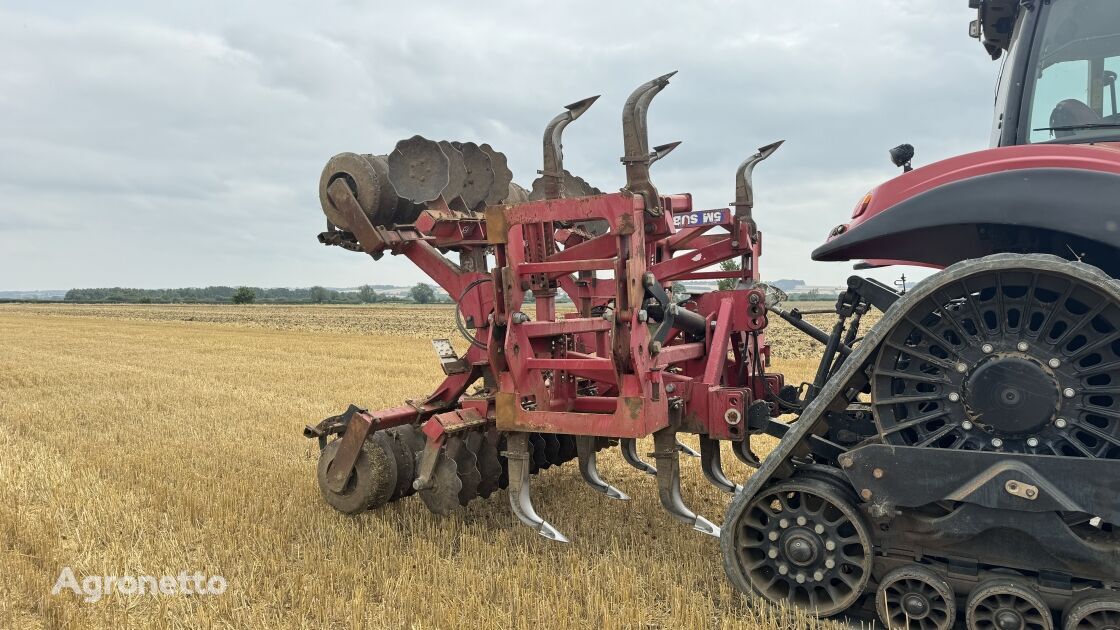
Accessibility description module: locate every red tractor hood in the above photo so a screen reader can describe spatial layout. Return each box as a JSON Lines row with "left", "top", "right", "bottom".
{"left": 814, "top": 143, "right": 1120, "bottom": 269}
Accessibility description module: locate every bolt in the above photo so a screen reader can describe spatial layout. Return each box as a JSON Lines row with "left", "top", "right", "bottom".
{"left": 779, "top": 519, "right": 790, "bottom": 529}
{"left": 778, "top": 564, "right": 789, "bottom": 576}
{"left": 949, "top": 392, "right": 961, "bottom": 402}
{"left": 1049, "top": 358, "right": 1061, "bottom": 369}
{"left": 1027, "top": 437, "right": 1040, "bottom": 448}
{"left": 749, "top": 293, "right": 761, "bottom": 305}
{"left": 839, "top": 455, "right": 853, "bottom": 469}
{"left": 962, "top": 420, "right": 974, "bottom": 430}
{"left": 860, "top": 488, "right": 873, "bottom": 500}
{"left": 795, "top": 516, "right": 806, "bottom": 526}
{"left": 768, "top": 531, "right": 780, "bottom": 541}
{"left": 768, "top": 549, "right": 778, "bottom": 559}
{"left": 872, "top": 468, "right": 884, "bottom": 479}
{"left": 825, "top": 541, "right": 836, "bottom": 552}
{"left": 795, "top": 573, "right": 806, "bottom": 584}
{"left": 982, "top": 343, "right": 995, "bottom": 353}
{"left": 1007, "top": 481, "right": 1019, "bottom": 492}
{"left": 956, "top": 362, "right": 968, "bottom": 373}
{"left": 1025, "top": 488, "right": 1037, "bottom": 499}
{"left": 637, "top": 310, "right": 648, "bottom": 323}
{"left": 991, "top": 437, "right": 1004, "bottom": 448}
{"left": 665, "top": 383, "right": 676, "bottom": 394}
{"left": 814, "top": 524, "right": 825, "bottom": 535}
{"left": 814, "top": 571, "right": 825, "bottom": 581}
{"left": 649, "top": 341, "right": 662, "bottom": 355}
{"left": 1064, "top": 387, "right": 1076, "bottom": 399}
{"left": 825, "top": 557, "right": 837, "bottom": 568}
{"left": 1056, "top": 418, "right": 1069, "bottom": 429}
{"left": 511, "top": 311, "right": 529, "bottom": 324}
{"left": 1017, "top": 341, "right": 1030, "bottom": 352}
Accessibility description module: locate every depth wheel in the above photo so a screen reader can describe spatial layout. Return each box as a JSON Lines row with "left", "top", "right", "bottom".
{"left": 1064, "top": 593, "right": 1120, "bottom": 630}
{"left": 876, "top": 564, "right": 956, "bottom": 630}
{"left": 316, "top": 436, "right": 395, "bottom": 514}
{"left": 724, "top": 477, "right": 873, "bottom": 616}
{"left": 966, "top": 578, "right": 1053, "bottom": 630}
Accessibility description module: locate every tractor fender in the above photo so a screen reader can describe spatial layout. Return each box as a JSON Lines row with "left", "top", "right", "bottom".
{"left": 813, "top": 144, "right": 1120, "bottom": 274}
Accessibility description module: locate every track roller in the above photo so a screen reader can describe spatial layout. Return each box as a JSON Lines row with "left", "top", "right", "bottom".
{"left": 965, "top": 578, "right": 1053, "bottom": 630}
{"left": 1064, "top": 592, "right": 1120, "bottom": 630}
{"left": 721, "top": 476, "right": 872, "bottom": 616}
{"left": 876, "top": 564, "right": 956, "bottom": 630}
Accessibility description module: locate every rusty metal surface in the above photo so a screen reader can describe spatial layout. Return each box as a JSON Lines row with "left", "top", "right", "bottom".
{"left": 388, "top": 135, "right": 449, "bottom": 204}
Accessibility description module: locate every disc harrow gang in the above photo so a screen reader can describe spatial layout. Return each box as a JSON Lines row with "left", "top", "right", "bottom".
{"left": 303, "top": 67, "right": 1120, "bottom": 629}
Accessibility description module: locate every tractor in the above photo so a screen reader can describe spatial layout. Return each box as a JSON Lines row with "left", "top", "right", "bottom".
{"left": 304, "top": 1, "right": 1120, "bottom": 628}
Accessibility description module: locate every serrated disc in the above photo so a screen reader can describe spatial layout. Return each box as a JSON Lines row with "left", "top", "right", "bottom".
{"left": 394, "top": 423, "right": 427, "bottom": 454}
{"left": 467, "top": 432, "right": 502, "bottom": 499}
{"left": 529, "top": 433, "right": 549, "bottom": 471}
{"left": 479, "top": 144, "right": 513, "bottom": 205}
{"left": 417, "top": 450, "right": 462, "bottom": 516}
{"left": 506, "top": 182, "right": 530, "bottom": 204}
{"left": 384, "top": 427, "right": 417, "bottom": 499}
{"left": 556, "top": 435, "right": 578, "bottom": 464}
{"left": 454, "top": 141, "right": 494, "bottom": 211}
{"left": 437, "top": 141, "right": 467, "bottom": 203}
{"left": 447, "top": 436, "right": 480, "bottom": 506}
{"left": 387, "top": 135, "right": 449, "bottom": 204}
{"left": 543, "top": 434, "right": 562, "bottom": 466}
{"left": 496, "top": 433, "right": 510, "bottom": 489}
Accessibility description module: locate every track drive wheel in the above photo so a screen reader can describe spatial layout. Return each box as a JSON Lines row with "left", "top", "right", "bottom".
{"left": 722, "top": 477, "right": 873, "bottom": 616}
{"left": 876, "top": 564, "right": 957, "bottom": 630}
{"left": 316, "top": 436, "right": 395, "bottom": 514}
{"left": 1064, "top": 593, "right": 1120, "bottom": 630}
{"left": 966, "top": 578, "right": 1053, "bottom": 630}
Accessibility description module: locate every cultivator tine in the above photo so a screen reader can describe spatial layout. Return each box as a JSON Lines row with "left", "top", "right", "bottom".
{"left": 732, "top": 140, "right": 785, "bottom": 236}
{"left": 539, "top": 95, "right": 600, "bottom": 200}
{"left": 648, "top": 141, "right": 681, "bottom": 165}
{"left": 652, "top": 429, "right": 720, "bottom": 537}
{"left": 675, "top": 438, "right": 701, "bottom": 458}
{"left": 576, "top": 436, "right": 629, "bottom": 501}
{"left": 621, "top": 71, "right": 676, "bottom": 213}
{"left": 620, "top": 438, "right": 657, "bottom": 475}
{"left": 731, "top": 438, "right": 761, "bottom": 469}
{"left": 699, "top": 437, "right": 741, "bottom": 494}
{"left": 505, "top": 432, "right": 569, "bottom": 543}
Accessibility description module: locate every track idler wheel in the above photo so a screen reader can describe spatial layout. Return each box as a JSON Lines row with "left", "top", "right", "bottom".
{"left": 1064, "top": 592, "right": 1120, "bottom": 630}
{"left": 316, "top": 435, "right": 396, "bottom": 514}
{"left": 722, "top": 476, "right": 873, "bottom": 616}
{"left": 965, "top": 578, "right": 1053, "bottom": 630}
{"left": 876, "top": 564, "right": 956, "bottom": 630}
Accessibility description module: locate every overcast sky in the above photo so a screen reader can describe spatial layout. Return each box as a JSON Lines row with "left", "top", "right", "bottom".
{"left": 0, "top": 1, "right": 997, "bottom": 290}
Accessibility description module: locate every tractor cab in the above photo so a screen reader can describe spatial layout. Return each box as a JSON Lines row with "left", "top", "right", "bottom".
{"left": 978, "top": 0, "right": 1120, "bottom": 146}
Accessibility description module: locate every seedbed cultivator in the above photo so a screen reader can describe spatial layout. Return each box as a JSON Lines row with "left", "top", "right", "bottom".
{"left": 307, "top": 73, "right": 786, "bottom": 538}
{"left": 305, "top": 2, "right": 1120, "bottom": 623}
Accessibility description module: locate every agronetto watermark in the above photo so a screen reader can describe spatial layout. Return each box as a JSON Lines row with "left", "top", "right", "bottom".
{"left": 51, "top": 567, "right": 227, "bottom": 603}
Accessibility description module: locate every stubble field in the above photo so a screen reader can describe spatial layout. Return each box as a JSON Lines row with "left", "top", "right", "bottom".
{"left": 0, "top": 302, "right": 861, "bottom": 629}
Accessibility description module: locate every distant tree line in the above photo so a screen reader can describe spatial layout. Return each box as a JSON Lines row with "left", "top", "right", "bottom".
{"left": 63, "top": 284, "right": 450, "bottom": 305}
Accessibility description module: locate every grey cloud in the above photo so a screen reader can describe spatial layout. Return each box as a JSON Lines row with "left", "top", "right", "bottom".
{"left": 0, "top": 1, "right": 994, "bottom": 290}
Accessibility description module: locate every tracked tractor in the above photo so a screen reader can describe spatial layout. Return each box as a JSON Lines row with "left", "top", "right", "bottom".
{"left": 723, "top": 2, "right": 1120, "bottom": 629}
{"left": 303, "top": 1, "right": 1120, "bottom": 628}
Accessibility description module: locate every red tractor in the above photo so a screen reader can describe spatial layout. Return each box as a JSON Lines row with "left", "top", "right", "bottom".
{"left": 305, "top": 2, "right": 1120, "bottom": 628}
{"left": 725, "top": 2, "right": 1120, "bottom": 629}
